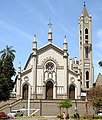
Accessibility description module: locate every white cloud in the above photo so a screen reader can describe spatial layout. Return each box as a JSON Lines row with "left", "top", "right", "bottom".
{"left": 0, "top": 20, "right": 31, "bottom": 40}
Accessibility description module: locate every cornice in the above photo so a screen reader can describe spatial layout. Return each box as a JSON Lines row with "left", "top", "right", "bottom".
{"left": 21, "top": 68, "right": 32, "bottom": 77}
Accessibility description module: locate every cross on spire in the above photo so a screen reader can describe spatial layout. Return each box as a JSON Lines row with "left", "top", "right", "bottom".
{"left": 48, "top": 20, "right": 52, "bottom": 32}
{"left": 48, "top": 20, "right": 52, "bottom": 44}
{"left": 82, "top": 1, "right": 89, "bottom": 17}
{"left": 84, "top": 1, "right": 86, "bottom": 6}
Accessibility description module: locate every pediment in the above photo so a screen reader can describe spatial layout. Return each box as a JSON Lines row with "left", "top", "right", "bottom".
{"left": 37, "top": 44, "right": 64, "bottom": 55}
{"left": 24, "top": 44, "right": 64, "bottom": 70}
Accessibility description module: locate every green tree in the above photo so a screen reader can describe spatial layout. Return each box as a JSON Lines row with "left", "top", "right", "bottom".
{"left": 0, "top": 45, "right": 16, "bottom": 101}
{"left": 58, "top": 99, "right": 72, "bottom": 118}
{"left": 91, "top": 98, "right": 102, "bottom": 113}
{"left": 88, "top": 86, "right": 102, "bottom": 113}
{"left": 0, "top": 75, "right": 10, "bottom": 101}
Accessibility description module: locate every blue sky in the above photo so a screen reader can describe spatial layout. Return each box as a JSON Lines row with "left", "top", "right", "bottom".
{"left": 0, "top": 0, "right": 102, "bottom": 82}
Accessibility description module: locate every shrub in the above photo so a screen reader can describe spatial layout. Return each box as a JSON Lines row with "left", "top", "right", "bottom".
{"left": 57, "top": 113, "right": 69, "bottom": 119}
{"left": 57, "top": 114, "right": 63, "bottom": 119}
{"left": 93, "top": 115, "right": 102, "bottom": 119}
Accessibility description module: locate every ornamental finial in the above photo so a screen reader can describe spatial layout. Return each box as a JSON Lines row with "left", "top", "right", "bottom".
{"left": 48, "top": 19, "right": 52, "bottom": 32}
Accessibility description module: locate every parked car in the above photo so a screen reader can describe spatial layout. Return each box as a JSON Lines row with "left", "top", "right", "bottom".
{"left": 7, "top": 110, "right": 23, "bottom": 118}
{"left": 0, "top": 112, "right": 7, "bottom": 118}
{"left": 97, "top": 110, "right": 102, "bottom": 116}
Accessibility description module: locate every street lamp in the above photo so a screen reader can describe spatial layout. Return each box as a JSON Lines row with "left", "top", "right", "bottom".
{"left": 74, "top": 99, "right": 78, "bottom": 116}
{"left": 26, "top": 84, "right": 28, "bottom": 116}
{"left": 84, "top": 99, "right": 88, "bottom": 115}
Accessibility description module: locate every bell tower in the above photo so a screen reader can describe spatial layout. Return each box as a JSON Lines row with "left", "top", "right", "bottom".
{"left": 78, "top": 3, "right": 94, "bottom": 91}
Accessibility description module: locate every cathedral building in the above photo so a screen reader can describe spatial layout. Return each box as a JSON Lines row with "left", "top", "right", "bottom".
{"left": 15, "top": 4, "right": 94, "bottom": 100}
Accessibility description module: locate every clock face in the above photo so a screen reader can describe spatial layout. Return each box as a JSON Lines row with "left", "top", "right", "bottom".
{"left": 46, "top": 62, "right": 54, "bottom": 71}
{"left": 84, "top": 17, "right": 89, "bottom": 23}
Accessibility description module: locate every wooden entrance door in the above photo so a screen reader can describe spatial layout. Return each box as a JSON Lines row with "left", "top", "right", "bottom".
{"left": 22, "top": 84, "right": 28, "bottom": 99}
{"left": 46, "top": 81, "right": 53, "bottom": 99}
{"left": 69, "top": 84, "right": 75, "bottom": 100}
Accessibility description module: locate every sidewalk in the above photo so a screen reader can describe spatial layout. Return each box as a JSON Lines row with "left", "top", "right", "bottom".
{"left": 10, "top": 116, "right": 60, "bottom": 120}
{"left": 43, "top": 116, "right": 60, "bottom": 120}
{"left": 11, "top": 116, "right": 60, "bottom": 120}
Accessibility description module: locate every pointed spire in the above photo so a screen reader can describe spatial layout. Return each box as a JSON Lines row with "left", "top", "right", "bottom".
{"left": 64, "top": 35, "right": 67, "bottom": 43}
{"left": 33, "top": 34, "right": 36, "bottom": 42}
{"left": 48, "top": 20, "right": 52, "bottom": 44}
{"left": 82, "top": 2, "right": 89, "bottom": 17}
{"left": 18, "top": 62, "right": 21, "bottom": 68}
{"left": 18, "top": 62, "right": 21, "bottom": 73}
{"left": 63, "top": 35, "right": 68, "bottom": 51}
{"left": 84, "top": 1, "right": 85, "bottom": 6}
{"left": 63, "top": 35, "right": 68, "bottom": 57}
{"left": 32, "top": 34, "right": 37, "bottom": 50}
{"left": 48, "top": 20, "right": 52, "bottom": 32}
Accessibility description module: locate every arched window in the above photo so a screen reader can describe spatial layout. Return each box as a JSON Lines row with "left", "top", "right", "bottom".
{"left": 85, "top": 28, "right": 88, "bottom": 34}
{"left": 86, "top": 71, "right": 89, "bottom": 80}
{"left": 86, "top": 81, "right": 89, "bottom": 88}
{"left": 80, "top": 30, "right": 82, "bottom": 35}
{"left": 85, "top": 28, "right": 88, "bottom": 40}
{"left": 46, "top": 62, "right": 54, "bottom": 71}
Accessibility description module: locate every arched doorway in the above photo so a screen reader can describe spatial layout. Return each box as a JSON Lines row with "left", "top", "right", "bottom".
{"left": 46, "top": 81, "right": 53, "bottom": 99}
{"left": 69, "top": 84, "right": 75, "bottom": 100}
{"left": 22, "top": 84, "right": 28, "bottom": 99}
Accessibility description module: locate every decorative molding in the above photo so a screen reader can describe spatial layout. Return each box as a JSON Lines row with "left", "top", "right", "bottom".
{"left": 41, "top": 56, "right": 59, "bottom": 67}
{"left": 37, "top": 65, "right": 43, "bottom": 69}
{"left": 21, "top": 68, "right": 32, "bottom": 77}
{"left": 70, "top": 77, "right": 75, "bottom": 83}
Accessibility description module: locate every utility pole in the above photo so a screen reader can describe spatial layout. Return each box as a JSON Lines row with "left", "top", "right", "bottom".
{"left": 28, "top": 85, "right": 31, "bottom": 116}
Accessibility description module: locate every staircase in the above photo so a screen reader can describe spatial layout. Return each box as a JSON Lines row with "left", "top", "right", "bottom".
{"left": 0, "top": 99, "right": 94, "bottom": 116}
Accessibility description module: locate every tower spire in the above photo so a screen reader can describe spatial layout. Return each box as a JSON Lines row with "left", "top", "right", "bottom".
{"left": 48, "top": 20, "right": 52, "bottom": 44}
{"left": 82, "top": 2, "right": 89, "bottom": 17}
{"left": 48, "top": 20, "right": 52, "bottom": 32}
{"left": 79, "top": 4, "right": 93, "bottom": 90}
{"left": 32, "top": 34, "right": 37, "bottom": 50}
{"left": 63, "top": 35, "right": 68, "bottom": 57}
{"left": 18, "top": 62, "right": 21, "bottom": 74}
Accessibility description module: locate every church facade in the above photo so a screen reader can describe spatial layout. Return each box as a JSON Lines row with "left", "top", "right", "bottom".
{"left": 15, "top": 4, "right": 94, "bottom": 100}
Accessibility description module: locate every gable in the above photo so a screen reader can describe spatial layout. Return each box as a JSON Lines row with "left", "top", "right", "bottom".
{"left": 38, "top": 44, "right": 63, "bottom": 55}
{"left": 37, "top": 44, "right": 64, "bottom": 65}
{"left": 24, "top": 53, "right": 32, "bottom": 70}
{"left": 96, "top": 73, "right": 102, "bottom": 86}
{"left": 24, "top": 44, "right": 64, "bottom": 70}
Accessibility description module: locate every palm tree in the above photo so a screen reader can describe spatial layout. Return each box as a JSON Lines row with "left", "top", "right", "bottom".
{"left": 99, "top": 61, "right": 102, "bottom": 67}
{"left": 0, "top": 45, "right": 16, "bottom": 61}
